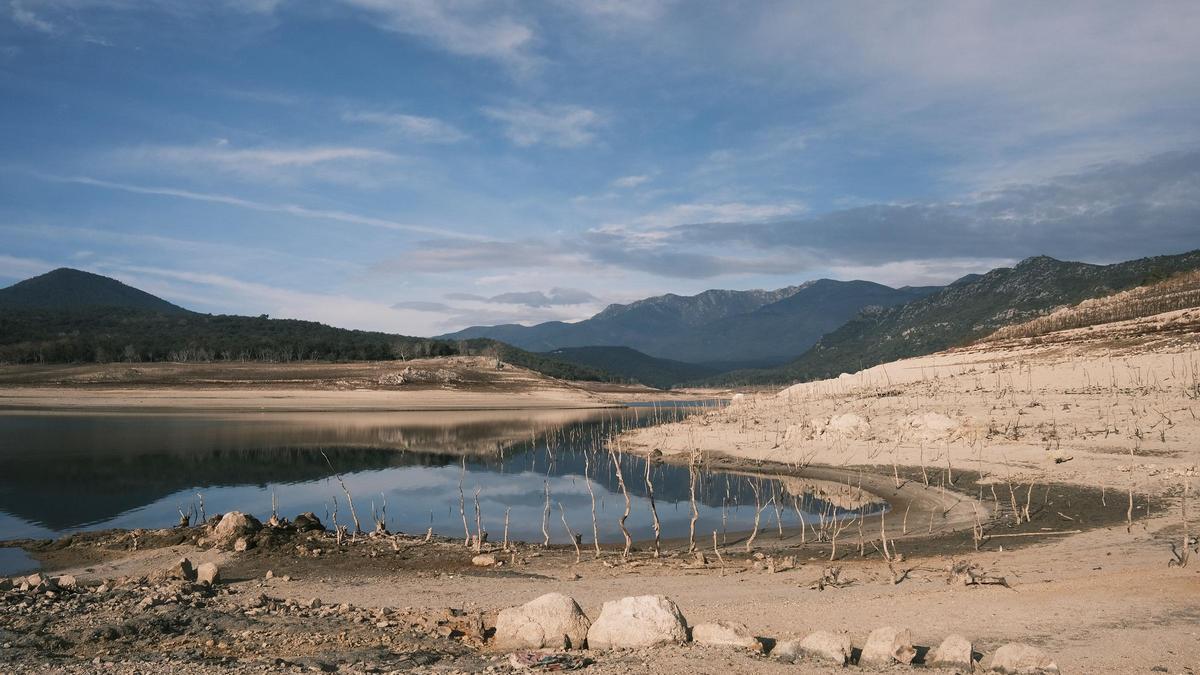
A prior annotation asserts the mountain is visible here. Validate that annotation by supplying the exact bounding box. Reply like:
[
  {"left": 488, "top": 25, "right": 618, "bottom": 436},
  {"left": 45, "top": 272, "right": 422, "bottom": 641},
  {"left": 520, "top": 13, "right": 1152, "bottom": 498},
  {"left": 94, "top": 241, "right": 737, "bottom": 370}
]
[
  {"left": 440, "top": 280, "right": 940, "bottom": 368},
  {"left": 716, "top": 249, "right": 1200, "bottom": 385},
  {"left": 0, "top": 268, "right": 190, "bottom": 314},
  {"left": 0, "top": 268, "right": 617, "bottom": 384},
  {"left": 541, "top": 346, "right": 718, "bottom": 389}
]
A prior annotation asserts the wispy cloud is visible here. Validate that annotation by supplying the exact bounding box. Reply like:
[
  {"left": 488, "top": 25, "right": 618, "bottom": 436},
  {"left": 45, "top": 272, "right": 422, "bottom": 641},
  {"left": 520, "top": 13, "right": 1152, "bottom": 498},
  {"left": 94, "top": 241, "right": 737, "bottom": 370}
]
[
  {"left": 445, "top": 287, "right": 596, "bottom": 307},
  {"left": 483, "top": 103, "right": 604, "bottom": 148},
  {"left": 116, "top": 141, "right": 398, "bottom": 183},
  {"left": 10, "top": 1, "right": 55, "bottom": 33},
  {"left": 337, "top": 0, "right": 536, "bottom": 73},
  {"left": 611, "top": 174, "right": 651, "bottom": 189},
  {"left": 33, "top": 173, "right": 479, "bottom": 239},
  {"left": 341, "top": 110, "right": 467, "bottom": 143}
]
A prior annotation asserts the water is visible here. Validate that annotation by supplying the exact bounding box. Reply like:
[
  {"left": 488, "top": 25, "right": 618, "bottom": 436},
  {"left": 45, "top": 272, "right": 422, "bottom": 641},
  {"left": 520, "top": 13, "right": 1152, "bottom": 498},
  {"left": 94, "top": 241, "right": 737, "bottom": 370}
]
[{"left": 0, "top": 405, "right": 884, "bottom": 545}]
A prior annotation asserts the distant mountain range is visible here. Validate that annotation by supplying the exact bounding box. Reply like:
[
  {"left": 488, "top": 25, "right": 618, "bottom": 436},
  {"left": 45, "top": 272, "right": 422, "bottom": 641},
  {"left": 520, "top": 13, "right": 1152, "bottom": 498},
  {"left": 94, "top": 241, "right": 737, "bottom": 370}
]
[
  {"left": 440, "top": 279, "right": 940, "bottom": 368},
  {"left": 0, "top": 268, "right": 613, "bottom": 384},
  {"left": 5, "top": 248, "right": 1198, "bottom": 391},
  {"left": 718, "top": 249, "right": 1200, "bottom": 385}
]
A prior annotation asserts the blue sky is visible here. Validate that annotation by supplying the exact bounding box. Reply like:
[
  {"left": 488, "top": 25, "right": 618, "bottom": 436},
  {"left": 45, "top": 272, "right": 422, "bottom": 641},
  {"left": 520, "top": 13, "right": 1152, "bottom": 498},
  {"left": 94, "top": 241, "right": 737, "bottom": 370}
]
[{"left": 2, "top": 1, "right": 1199, "bottom": 336}]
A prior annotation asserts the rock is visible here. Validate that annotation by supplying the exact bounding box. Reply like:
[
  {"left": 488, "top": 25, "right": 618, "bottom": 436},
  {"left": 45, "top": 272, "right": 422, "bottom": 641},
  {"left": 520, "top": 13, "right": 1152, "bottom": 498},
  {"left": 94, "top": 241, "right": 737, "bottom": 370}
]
[
  {"left": 25, "top": 573, "right": 48, "bottom": 588},
  {"left": 798, "top": 631, "right": 853, "bottom": 665},
  {"left": 930, "top": 634, "right": 974, "bottom": 670},
  {"left": 770, "top": 639, "right": 802, "bottom": 663},
  {"left": 691, "top": 621, "right": 761, "bottom": 651},
  {"left": 211, "top": 511, "right": 261, "bottom": 549},
  {"left": 167, "top": 557, "right": 197, "bottom": 583},
  {"left": 494, "top": 593, "right": 592, "bottom": 650},
  {"left": 54, "top": 575, "right": 77, "bottom": 590},
  {"left": 293, "top": 512, "right": 324, "bottom": 532},
  {"left": 471, "top": 554, "right": 497, "bottom": 567},
  {"left": 859, "top": 626, "right": 916, "bottom": 667},
  {"left": 195, "top": 562, "right": 220, "bottom": 586},
  {"left": 234, "top": 537, "right": 250, "bottom": 552},
  {"left": 586, "top": 595, "right": 688, "bottom": 649},
  {"left": 989, "top": 643, "right": 1059, "bottom": 673},
  {"left": 305, "top": 597, "right": 322, "bottom": 609}
]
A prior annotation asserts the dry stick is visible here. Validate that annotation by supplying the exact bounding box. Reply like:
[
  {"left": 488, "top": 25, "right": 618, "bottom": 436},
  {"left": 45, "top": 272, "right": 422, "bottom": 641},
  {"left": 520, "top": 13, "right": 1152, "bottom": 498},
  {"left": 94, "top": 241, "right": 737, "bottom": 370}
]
[
  {"left": 321, "top": 451, "right": 362, "bottom": 535},
  {"left": 712, "top": 530, "right": 726, "bottom": 569},
  {"left": 1007, "top": 481, "right": 1022, "bottom": 525},
  {"left": 1127, "top": 485, "right": 1135, "bottom": 534},
  {"left": 541, "top": 480, "right": 551, "bottom": 548},
  {"left": 584, "top": 453, "right": 601, "bottom": 559},
  {"left": 687, "top": 451, "right": 699, "bottom": 553},
  {"left": 1181, "top": 479, "right": 1191, "bottom": 568},
  {"left": 792, "top": 497, "right": 808, "bottom": 544},
  {"left": 610, "top": 450, "right": 633, "bottom": 560},
  {"left": 559, "top": 502, "right": 582, "bottom": 563},
  {"left": 473, "top": 486, "right": 483, "bottom": 553},
  {"left": 458, "top": 457, "right": 470, "bottom": 546},
  {"left": 746, "top": 480, "right": 763, "bottom": 552},
  {"left": 1023, "top": 483, "right": 1035, "bottom": 523},
  {"left": 902, "top": 502, "right": 911, "bottom": 535},
  {"left": 502, "top": 507, "right": 511, "bottom": 552},
  {"left": 196, "top": 492, "right": 206, "bottom": 523},
  {"left": 645, "top": 458, "right": 662, "bottom": 557}
]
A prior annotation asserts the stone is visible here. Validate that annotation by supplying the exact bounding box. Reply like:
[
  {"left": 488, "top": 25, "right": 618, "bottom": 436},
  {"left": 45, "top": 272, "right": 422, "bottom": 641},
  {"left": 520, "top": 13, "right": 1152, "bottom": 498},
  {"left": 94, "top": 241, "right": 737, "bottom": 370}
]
[
  {"left": 798, "top": 631, "right": 853, "bottom": 665},
  {"left": 167, "top": 557, "right": 197, "bottom": 582},
  {"left": 989, "top": 643, "right": 1059, "bottom": 674},
  {"left": 305, "top": 597, "right": 322, "bottom": 609},
  {"left": 195, "top": 562, "right": 220, "bottom": 586},
  {"left": 691, "top": 621, "right": 761, "bottom": 651},
  {"left": 930, "top": 634, "right": 974, "bottom": 670},
  {"left": 586, "top": 595, "right": 688, "bottom": 649},
  {"left": 770, "top": 639, "right": 802, "bottom": 663},
  {"left": 293, "top": 512, "right": 324, "bottom": 532},
  {"left": 54, "top": 575, "right": 77, "bottom": 590},
  {"left": 25, "top": 573, "right": 47, "bottom": 588},
  {"left": 472, "top": 554, "right": 497, "bottom": 567},
  {"left": 234, "top": 537, "right": 250, "bottom": 552},
  {"left": 211, "top": 512, "right": 262, "bottom": 549},
  {"left": 494, "top": 593, "right": 592, "bottom": 650},
  {"left": 859, "top": 626, "right": 916, "bottom": 667}
]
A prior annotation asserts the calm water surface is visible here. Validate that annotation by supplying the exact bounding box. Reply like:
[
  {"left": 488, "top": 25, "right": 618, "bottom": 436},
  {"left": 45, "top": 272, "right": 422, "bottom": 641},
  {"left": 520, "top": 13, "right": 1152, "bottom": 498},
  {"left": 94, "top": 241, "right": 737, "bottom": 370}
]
[{"left": 0, "top": 404, "right": 883, "bottom": 560}]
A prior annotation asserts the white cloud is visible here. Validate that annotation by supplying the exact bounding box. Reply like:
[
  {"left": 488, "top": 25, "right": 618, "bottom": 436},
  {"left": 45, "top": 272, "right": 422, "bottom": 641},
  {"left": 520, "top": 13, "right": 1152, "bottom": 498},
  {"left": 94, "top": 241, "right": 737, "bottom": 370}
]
[
  {"left": 121, "top": 142, "right": 397, "bottom": 182},
  {"left": 10, "top": 1, "right": 55, "bottom": 32},
  {"left": 0, "top": 253, "right": 57, "bottom": 281},
  {"left": 37, "top": 173, "right": 478, "bottom": 239},
  {"left": 337, "top": 0, "right": 536, "bottom": 72},
  {"left": 611, "top": 174, "right": 651, "bottom": 189},
  {"left": 341, "top": 110, "right": 467, "bottom": 143},
  {"left": 483, "top": 103, "right": 604, "bottom": 148}
]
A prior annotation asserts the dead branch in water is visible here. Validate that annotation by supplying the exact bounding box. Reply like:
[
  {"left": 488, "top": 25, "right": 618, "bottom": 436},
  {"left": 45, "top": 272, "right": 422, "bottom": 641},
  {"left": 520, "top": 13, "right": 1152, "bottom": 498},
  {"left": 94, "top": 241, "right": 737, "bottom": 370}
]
[
  {"left": 541, "top": 480, "right": 551, "bottom": 548},
  {"left": 321, "top": 451, "right": 362, "bottom": 536},
  {"left": 645, "top": 457, "right": 662, "bottom": 557},
  {"left": 559, "top": 502, "right": 582, "bottom": 563},
  {"left": 610, "top": 449, "right": 633, "bottom": 560},
  {"left": 584, "top": 452, "right": 601, "bottom": 559}
]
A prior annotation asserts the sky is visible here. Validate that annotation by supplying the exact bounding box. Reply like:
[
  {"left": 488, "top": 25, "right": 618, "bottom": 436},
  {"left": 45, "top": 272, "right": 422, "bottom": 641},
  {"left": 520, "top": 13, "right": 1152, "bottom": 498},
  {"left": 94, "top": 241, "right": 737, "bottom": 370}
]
[{"left": 2, "top": 1, "right": 1199, "bottom": 337}]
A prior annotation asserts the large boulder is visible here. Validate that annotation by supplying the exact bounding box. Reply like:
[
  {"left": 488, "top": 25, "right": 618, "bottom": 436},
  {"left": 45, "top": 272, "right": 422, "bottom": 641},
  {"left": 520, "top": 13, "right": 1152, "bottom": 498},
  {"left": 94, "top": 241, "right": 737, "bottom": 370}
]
[
  {"left": 211, "top": 512, "right": 262, "bottom": 549},
  {"left": 859, "top": 626, "right": 916, "bottom": 667},
  {"left": 293, "top": 512, "right": 324, "bottom": 532},
  {"left": 586, "top": 595, "right": 688, "bottom": 649},
  {"left": 691, "top": 621, "right": 761, "bottom": 651},
  {"left": 799, "top": 631, "right": 853, "bottom": 665},
  {"left": 195, "top": 562, "right": 220, "bottom": 586},
  {"left": 930, "top": 634, "right": 974, "bottom": 671},
  {"left": 493, "top": 593, "right": 591, "bottom": 650},
  {"left": 989, "top": 643, "right": 1059, "bottom": 673}
]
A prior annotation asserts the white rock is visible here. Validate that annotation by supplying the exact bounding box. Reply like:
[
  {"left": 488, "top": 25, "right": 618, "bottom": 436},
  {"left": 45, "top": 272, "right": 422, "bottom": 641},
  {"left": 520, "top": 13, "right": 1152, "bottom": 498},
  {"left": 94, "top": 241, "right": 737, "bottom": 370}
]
[
  {"left": 494, "top": 593, "right": 592, "bottom": 650},
  {"left": 54, "top": 574, "right": 77, "bottom": 589},
  {"left": 859, "top": 626, "right": 915, "bottom": 667},
  {"left": 195, "top": 562, "right": 220, "bottom": 586},
  {"left": 770, "top": 639, "right": 802, "bottom": 662},
  {"left": 989, "top": 643, "right": 1059, "bottom": 673},
  {"left": 586, "top": 595, "right": 688, "bottom": 649},
  {"left": 798, "top": 631, "right": 852, "bottom": 665},
  {"left": 471, "top": 554, "right": 497, "bottom": 567},
  {"left": 211, "top": 511, "right": 261, "bottom": 549},
  {"left": 930, "top": 634, "right": 974, "bottom": 670},
  {"left": 691, "top": 621, "right": 761, "bottom": 651},
  {"left": 167, "top": 557, "right": 196, "bottom": 582}
]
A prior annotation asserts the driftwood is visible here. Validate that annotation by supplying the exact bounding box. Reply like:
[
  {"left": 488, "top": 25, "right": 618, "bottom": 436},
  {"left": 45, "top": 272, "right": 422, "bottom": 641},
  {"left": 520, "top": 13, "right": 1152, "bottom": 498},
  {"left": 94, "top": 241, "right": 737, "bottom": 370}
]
[{"left": 948, "top": 560, "right": 1013, "bottom": 589}]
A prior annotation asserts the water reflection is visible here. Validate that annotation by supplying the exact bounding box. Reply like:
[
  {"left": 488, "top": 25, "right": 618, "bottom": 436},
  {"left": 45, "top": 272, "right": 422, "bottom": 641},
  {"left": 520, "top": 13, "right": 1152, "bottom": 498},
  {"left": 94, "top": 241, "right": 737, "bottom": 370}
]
[{"left": 0, "top": 406, "right": 885, "bottom": 543}]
